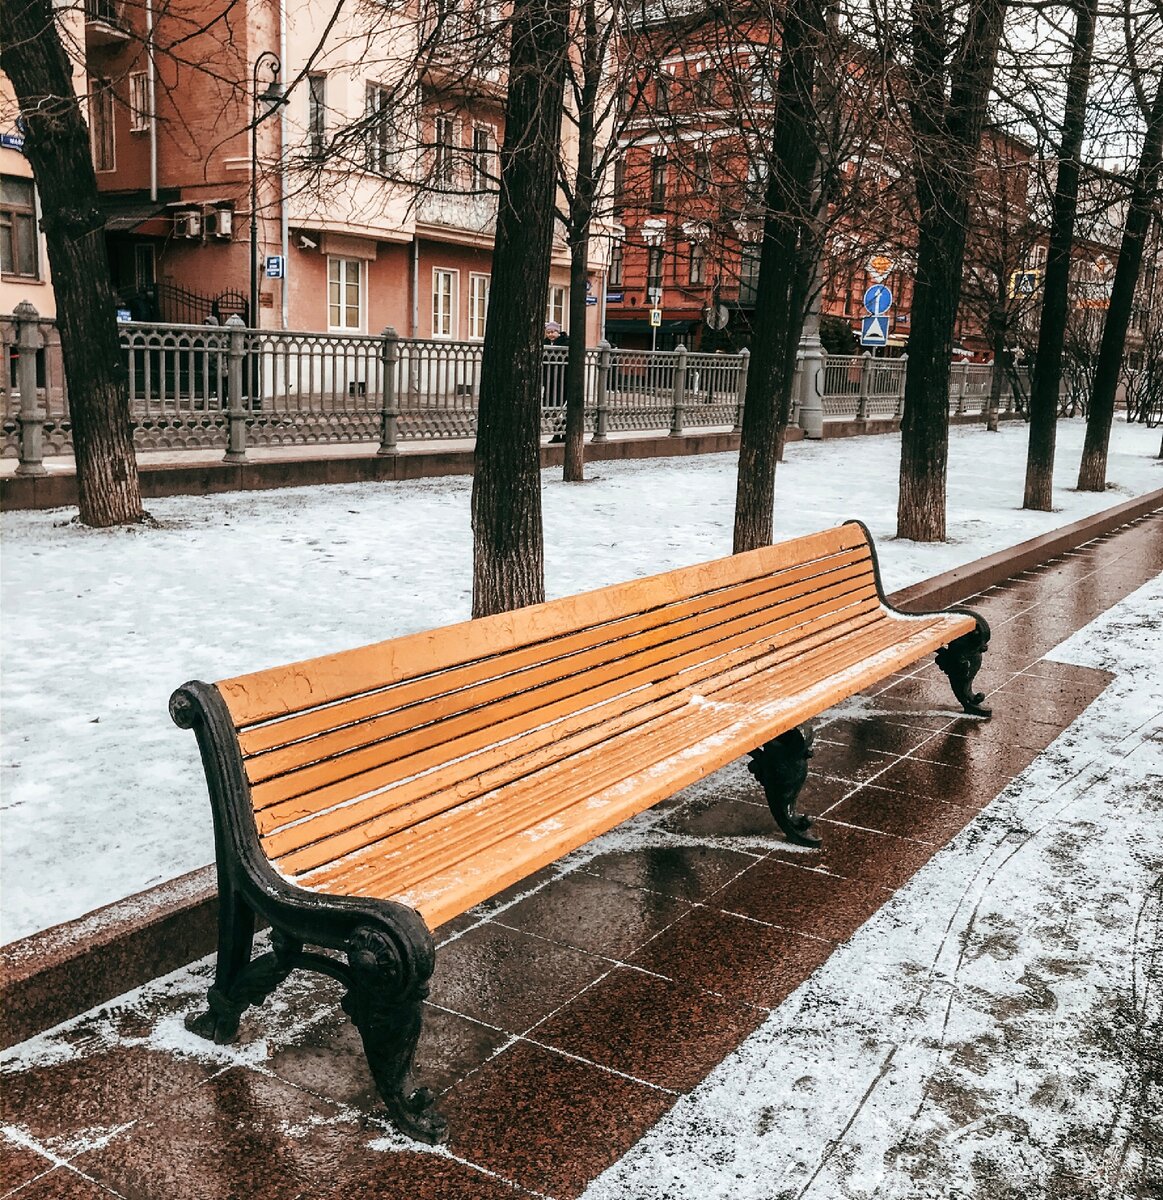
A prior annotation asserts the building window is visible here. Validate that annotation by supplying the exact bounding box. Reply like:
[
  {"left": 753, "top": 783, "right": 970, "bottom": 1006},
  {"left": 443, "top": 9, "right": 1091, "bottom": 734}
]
[
  {"left": 656, "top": 72, "right": 670, "bottom": 113},
  {"left": 696, "top": 65, "right": 717, "bottom": 106},
  {"left": 739, "top": 245, "right": 761, "bottom": 306},
  {"left": 546, "top": 285, "right": 567, "bottom": 329},
  {"left": 750, "top": 56, "right": 775, "bottom": 102},
  {"left": 0, "top": 176, "right": 39, "bottom": 278},
  {"left": 308, "top": 73, "right": 327, "bottom": 158},
  {"left": 693, "top": 146, "right": 712, "bottom": 193},
  {"left": 746, "top": 155, "right": 768, "bottom": 206},
  {"left": 134, "top": 242, "right": 156, "bottom": 288},
  {"left": 689, "top": 242, "right": 705, "bottom": 285},
  {"left": 433, "top": 267, "right": 458, "bottom": 337},
  {"left": 129, "top": 71, "right": 149, "bottom": 134},
  {"left": 433, "top": 114, "right": 458, "bottom": 188},
  {"left": 646, "top": 245, "right": 664, "bottom": 295},
  {"left": 328, "top": 256, "right": 362, "bottom": 329},
  {"left": 469, "top": 272, "right": 490, "bottom": 339},
  {"left": 365, "top": 83, "right": 396, "bottom": 174},
  {"left": 89, "top": 78, "right": 115, "bottom": 172},
  {"left": 650, "top": 154, "right": 666, "bottom": 213},
  {"left": 471, "top": 125, "right": 496, "bottom": 192},
  {"left": 609, "top": 240, "right": 624, "bottom": 287}
]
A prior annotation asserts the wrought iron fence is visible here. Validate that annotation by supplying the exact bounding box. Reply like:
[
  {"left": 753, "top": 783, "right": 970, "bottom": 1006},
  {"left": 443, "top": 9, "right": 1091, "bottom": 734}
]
[{"left": 3, "top": 306, "right": 1027, "bottom": 471}]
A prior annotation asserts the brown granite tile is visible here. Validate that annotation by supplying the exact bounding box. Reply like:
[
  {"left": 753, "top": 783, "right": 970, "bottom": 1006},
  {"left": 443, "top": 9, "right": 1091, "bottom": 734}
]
[
  {"left": 1014, "top": 659, "right": 1114, "bottom": 685},
  {"left": 940, "top": 710, "right": 1070, "bottom": 753},
  {"left": 442, "top": 1040, "right": 673, "bottom": 1197},
  {"left": 580, "top": 844, "right": 759, "bottom": 903},
  {"left": 871, "top": 754, "right": 1014, "bottom": 811},
  {"left": 813, "top": 717, "right": 938, "bottom": 757},
  {"left": 768, "top": 819, "right": 938, "bottom": 891},
  {"left": 910, "top": 728, "right": 1042, "bottom": 779},
  {"left": 0, "top": 1045, "right": 218, "bottom": 1157},
  {"left": 807, "top": 743, "right": 900, "bottom": 786},
  {"left": 429, "top": 924, "right": 608, "bottom": 1033},
  {"left": 0, "top": 1133, "right": 54, "bottom": 1195},
  {"left": 713, "top": 860, "right": 887, "bottom": 942},
  {"left": 987, "top": 677, "right": 1107, "bottom": 726},
  {"left": 659, "top": 795, "right": 787, "bottom": 840},
  {"left": 824, "top": 785, "right": 977, "bottom": 845},
  {"left": 532, "top": 965, "right": 763, "bottom": 1090},
  {"left": 315, "top": 1152, "right": 530, "bottom": 1200},
  {"left": 495, "top": 871, "right": 691, "bottom": 959},
  {"left": 73, "top": 1068, "right": 372, "bottom": 1200},
  {"left": 7, "top": 1167, "right": 125, "bottom": 1199},
  {"left": 630, "top": 906, "right": 834, "bottom": 1008}
]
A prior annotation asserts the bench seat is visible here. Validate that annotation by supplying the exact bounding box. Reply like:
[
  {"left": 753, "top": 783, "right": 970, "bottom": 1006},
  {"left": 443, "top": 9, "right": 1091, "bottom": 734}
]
[{"left": 173, "top": 520, "right": 990, "bottom": 1145}]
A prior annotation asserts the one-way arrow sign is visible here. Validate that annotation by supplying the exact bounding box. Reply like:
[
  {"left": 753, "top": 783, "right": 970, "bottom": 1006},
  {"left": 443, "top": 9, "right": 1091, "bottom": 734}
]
[{"left": 861, "top": 315, "right": 888, "bottom": 346}]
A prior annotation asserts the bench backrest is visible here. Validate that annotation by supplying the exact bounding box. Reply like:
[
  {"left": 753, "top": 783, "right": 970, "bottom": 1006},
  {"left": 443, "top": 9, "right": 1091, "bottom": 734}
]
[{"left": 216, "top": 523, "right": 886, "bottom": 882}]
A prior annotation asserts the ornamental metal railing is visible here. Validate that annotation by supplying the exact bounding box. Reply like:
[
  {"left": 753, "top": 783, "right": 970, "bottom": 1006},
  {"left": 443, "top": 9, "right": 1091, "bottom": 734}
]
[{"left": 2, "top": 305, "right": 1025, "bottom": 471}]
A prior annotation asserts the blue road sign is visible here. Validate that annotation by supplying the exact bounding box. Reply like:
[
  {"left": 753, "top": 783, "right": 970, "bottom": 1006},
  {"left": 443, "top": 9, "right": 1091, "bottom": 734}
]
[
  {"left": 264, "top": 255, "right": 285, "bottom": 279},
  {"left": 861, "top": 314, "right": 889, "bottom": 346},
  {"left": 863, "top": 284, "right": 893, "bottom": 316}
]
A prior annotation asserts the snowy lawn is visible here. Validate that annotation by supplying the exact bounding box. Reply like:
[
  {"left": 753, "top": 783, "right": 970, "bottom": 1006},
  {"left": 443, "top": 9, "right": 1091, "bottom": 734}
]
[{"left": 1, "top": 417, "right": 1159, "bottom": 942}]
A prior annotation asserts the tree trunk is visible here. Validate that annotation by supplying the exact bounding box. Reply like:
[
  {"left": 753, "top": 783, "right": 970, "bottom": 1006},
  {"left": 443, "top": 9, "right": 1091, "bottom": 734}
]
[
  {"left": 2, "top": 0, "right": 144, "bottom": 527},
  {"left": 733, "top": 0, "right": 824, "bottom": 553},
  {"left": 1023, "top": 0, "right": 1097, "bottom": 510},
  {"left": 471, "top": 0, "right": 570, "bottom": 616},
  {"left": 562, "top": 0, "right": 600, "bottom": 483},
  {"left": 897, "top": 0, "right": 1006, "bottom": 542},
  {"left": 1078, "top": 73, "right": 1163, "bottom": 491}
]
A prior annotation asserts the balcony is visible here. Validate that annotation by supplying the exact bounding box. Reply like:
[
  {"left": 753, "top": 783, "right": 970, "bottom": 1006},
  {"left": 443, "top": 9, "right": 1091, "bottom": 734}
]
[
  {"left": 415, "top": 189, "right": 499, "bottom": 236},
  {"left": 84, "top": 0, "right": 130, "bottom": 47}
]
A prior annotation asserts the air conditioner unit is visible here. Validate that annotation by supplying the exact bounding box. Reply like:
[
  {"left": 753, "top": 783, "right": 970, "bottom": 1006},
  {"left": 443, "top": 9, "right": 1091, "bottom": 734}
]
[
  {"left": 174, "top": 209, "right": 202, "bottom": 239},
  {"left": 204, "top": 207, "right": 233, "bottom": 240}
]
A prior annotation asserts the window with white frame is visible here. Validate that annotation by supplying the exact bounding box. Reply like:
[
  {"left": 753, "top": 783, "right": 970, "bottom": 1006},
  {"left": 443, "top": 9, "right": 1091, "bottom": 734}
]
[
  {"left": 89, "top": 79, "right": 115, "bottom": 172},
  {"left": 365, "top": 83, "right": 397, "bottom": 174},
  {"left": 328, "top": 257, "right": 362, "bottom": 329},
  {"left": 689, "top": 242, "right": 705, "bottom": 285},
  {"left": 1, "top": 176, "right": 39, "bottom": 278},
  {"left": 469, "top": 272, "right": 490, "bottom": 339},
  {"left": 308, "top": 73, "right": 327, "bottom": 158},
  {"left": 750, "top": 54, "right": 775, "bottom": 102},
  {"left": 129, "top": 72, "right": 149, "bottom": 134},
  {"left": 471, "top": 125, "right": 496, "bottom": 192},
  {"left": 433, "top": 114, "right": 458, "bottom": 188},
  {"left": 546, "top": 285, "right": 567, "bottom": 330},
  {"left": 433, "top": 268, "right": 458, "bottom": 337}
]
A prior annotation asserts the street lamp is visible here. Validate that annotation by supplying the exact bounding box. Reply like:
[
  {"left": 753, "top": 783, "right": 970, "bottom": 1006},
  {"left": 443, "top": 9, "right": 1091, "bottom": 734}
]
[{"left": 249, "top": 51, "right": 283, "bottom": 330}]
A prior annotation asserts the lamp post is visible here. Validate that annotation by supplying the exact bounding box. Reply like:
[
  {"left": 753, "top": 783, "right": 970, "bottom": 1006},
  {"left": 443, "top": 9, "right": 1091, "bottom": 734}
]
[{"left": 249, "top": 51, "right": 283, "bottom": 330}]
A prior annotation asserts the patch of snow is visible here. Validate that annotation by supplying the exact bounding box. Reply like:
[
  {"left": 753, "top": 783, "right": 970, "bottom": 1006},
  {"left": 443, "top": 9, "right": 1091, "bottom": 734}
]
[{"left": 1, "top": 419, "right": 1159, "bottom": 940}]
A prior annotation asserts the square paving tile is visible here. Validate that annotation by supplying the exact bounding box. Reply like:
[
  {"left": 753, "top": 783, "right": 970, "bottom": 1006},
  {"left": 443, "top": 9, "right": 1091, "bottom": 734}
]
[
  {"left": 712, "top": 859, "right": 887, "bottom": 943},
  {"left": 823, "top": 784, "right": 977, "bottom": 845},
  {"left": 766, "top": 819, "right": 938, "bottom": 891},
  {"left": 531, "top": 966, "right": 764, "bottom": 1090},
  {"left": 630, "top": 906, "right": 834, "bottom": 1008},
  {"left": 495, "top": 871, "right": 691, "bottom": 960},
  {"left": 806, "top": 743, "right": 900, "bottom": 787},
  {"left": 442, "top": 1040, "right": 673, "bottom": 1197},
  {"left": 7, "top": 1168, "right": 125, "bottom": 1199},
  {"left": 813, "top": 717, "right": 938, "bottom": 757},
  {"left": 429, "top": 924, "right": 609, "bottom": 1033},
  {"left": 72, "top": 1068, "right": 373, "bottom": 1200},
  {"left": 871, "top": 754, "right": 1014, "bottom": 811},
  {"left": 316, "top": 1152, "right": 531, "bottom": 1200},
  {"left": 580, "top": 844, "right": 759, "bottom": 903},
  {"left": 0, "top": 1134, "right": 54, "bottom": 1196}
]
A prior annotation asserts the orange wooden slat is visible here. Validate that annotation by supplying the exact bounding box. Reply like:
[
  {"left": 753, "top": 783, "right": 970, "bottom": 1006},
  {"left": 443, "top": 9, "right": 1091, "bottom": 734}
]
[{"left": 219, "top": 526, "right": 869, "bottom": 727}]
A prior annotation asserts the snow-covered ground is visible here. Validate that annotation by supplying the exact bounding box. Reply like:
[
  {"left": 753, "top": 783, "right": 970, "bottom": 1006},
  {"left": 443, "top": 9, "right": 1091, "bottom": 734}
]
[
  {"left": 1, "top": 418, "right": 1159, "bottom": 943},
  {"left": 581, "top": 572, "right": 1163, "bottom": 1200}
]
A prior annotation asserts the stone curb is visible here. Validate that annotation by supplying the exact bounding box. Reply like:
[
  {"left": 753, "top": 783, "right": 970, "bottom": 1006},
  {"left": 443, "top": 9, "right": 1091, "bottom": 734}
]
[{"left": 2, "top": 487, "right": 1159, "bottom": 1049}]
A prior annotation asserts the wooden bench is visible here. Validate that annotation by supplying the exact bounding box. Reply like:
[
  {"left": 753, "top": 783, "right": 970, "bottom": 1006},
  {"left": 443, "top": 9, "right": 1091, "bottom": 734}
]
[{"left": 171, "top": 520, "right": 990, "bottom": 1144}]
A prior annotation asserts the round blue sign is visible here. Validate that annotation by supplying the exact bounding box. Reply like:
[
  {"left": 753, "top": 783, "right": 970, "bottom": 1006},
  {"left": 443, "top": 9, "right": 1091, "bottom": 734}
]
[{"left": 863, "top": 284, "right": 893, "bottom": 316}]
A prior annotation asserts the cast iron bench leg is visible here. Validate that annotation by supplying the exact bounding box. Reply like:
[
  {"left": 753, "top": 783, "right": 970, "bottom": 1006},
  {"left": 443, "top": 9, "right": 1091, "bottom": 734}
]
[
  {"left": 936, "top": 610, "right": 993, "bottom": 718},
  {"left": 748, "top": 723, "right": 821, "bottom": 848}
]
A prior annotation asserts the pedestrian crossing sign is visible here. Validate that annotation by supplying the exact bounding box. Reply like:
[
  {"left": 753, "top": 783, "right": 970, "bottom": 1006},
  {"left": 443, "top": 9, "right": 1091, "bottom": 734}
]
[
  {"left": 861, "top": 315, "right": 888, "bottom": 346},
  {"left": 650, "top": 308, "right": 662, "bottom": 327}
]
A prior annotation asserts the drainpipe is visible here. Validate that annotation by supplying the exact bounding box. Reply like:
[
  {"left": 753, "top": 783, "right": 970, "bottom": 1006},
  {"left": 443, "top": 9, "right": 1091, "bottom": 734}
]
[
  {"left": 411, "top": 238, "right": 419, "bottom": 337},
  {"left": 146, "top": 0, "right": 156, "bottom": 201},
  {"left": 279, "top": 0, "right": 289, "bottom": 329}
]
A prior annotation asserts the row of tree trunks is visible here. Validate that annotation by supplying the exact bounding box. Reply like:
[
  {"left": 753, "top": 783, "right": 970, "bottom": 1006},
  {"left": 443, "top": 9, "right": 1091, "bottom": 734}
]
[
  {"left": 1077, "top": 71, "right": 1163, "bottom": 491},
  {"left": 896, "top": 0, "right": 1007, "bottom": 542},
  {"left": 471, "top": 0, "right": 571, "bottom": 617},
  {"left": 732, "top": 0, "right": 826, "bottom": 554},
  {"left": 1023, "top": 0, "right": 1098, "bottom": 511},
  {"left": 2, "top": 0, "right": 145, "bottom": 527}
]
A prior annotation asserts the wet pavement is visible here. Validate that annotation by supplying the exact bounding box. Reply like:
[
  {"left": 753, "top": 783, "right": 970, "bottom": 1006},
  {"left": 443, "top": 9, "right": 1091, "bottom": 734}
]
[{"left": 2, "top": 513, "right": 1160, "bottom": 1200}]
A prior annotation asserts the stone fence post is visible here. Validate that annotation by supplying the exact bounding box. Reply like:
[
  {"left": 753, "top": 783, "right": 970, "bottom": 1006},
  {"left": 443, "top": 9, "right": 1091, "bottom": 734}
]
[
  {"left": 734, "top": 347, "right": 749, "bottom": 432},
  {"left": 378, "top": 326, "right": 400, "bottom": 455},
  {"left": 593, "top": 340, "right": 611, "bottom": 443},
  {"left": 223, "top": 314, "right": 248, "bottom": 463},
  {"left": 895, "top": 353, "right": 908, "bottom": 418},
  {"left": 857, "top": 350, "right": 872, "bottom": 421},
  {"left": 13, "top": 301, "right": 46, "bottom": 477},
  {"left": 669, "top": 343, "right": 687, "bottom": 436}
]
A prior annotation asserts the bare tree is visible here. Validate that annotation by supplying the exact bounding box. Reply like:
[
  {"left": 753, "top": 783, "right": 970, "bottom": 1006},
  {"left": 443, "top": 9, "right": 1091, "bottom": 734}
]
[
  {"left": 471, "top": 0, "right": 571, "bottom": 616},
  {"left": 2, "top": 0, "right": 145, "bottom": 527}
]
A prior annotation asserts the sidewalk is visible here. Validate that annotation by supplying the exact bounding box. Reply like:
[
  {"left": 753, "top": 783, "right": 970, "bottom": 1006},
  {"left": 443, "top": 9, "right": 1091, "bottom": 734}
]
[{"left": 1, "top": 511, "right": 1159, "bottom": 1200}]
